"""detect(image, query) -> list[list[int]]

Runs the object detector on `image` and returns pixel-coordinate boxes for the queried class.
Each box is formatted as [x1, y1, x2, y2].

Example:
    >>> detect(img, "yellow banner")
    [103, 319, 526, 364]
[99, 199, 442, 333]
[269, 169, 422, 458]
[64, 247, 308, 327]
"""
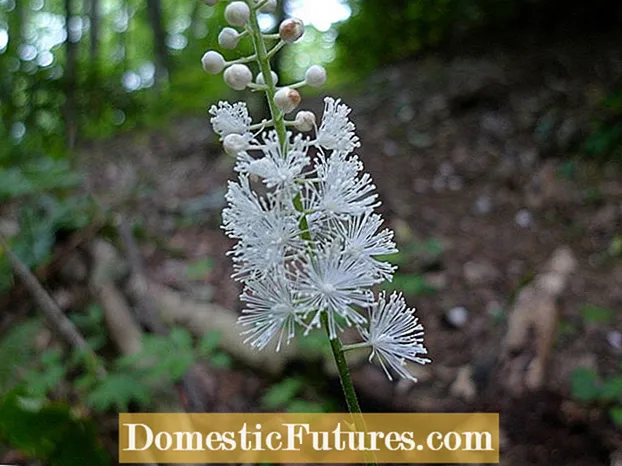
[119, 412, 499, 464]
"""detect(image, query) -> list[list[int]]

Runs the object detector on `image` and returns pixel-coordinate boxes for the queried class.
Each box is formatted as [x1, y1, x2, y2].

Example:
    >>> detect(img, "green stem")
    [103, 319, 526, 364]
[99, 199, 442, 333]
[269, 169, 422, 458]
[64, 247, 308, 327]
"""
[321, 313, 363, 414]
[244, 8, 376, 466]
[342, 341, 372, 352]
[245, 0, 287, 153]
[321, 313, 377, 466]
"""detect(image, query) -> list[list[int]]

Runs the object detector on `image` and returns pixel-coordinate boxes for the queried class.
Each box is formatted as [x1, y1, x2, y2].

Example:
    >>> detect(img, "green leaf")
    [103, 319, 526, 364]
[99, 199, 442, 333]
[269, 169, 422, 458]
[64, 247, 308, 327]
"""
[571, 368, 601, 402]
[0, 389, 111, 466]
[600, 376, 622, 402]
[22, 349, 67, 398]
[261, 378, 303, 409]
[185, 258, 214, 280]
[609, 407, 622, 427]
[86, 373, 151, 411]
[286, 400, 326, 413]
[297, 331, 331, 357]
[199, 331, 222, 356]
[581, 304, 613, 325]
[210, 352, 233, 369]
[0, 168, 34, 200]
[382, 274, 434, 296]
[0, 318, 43, 392]
[117, 328, 195, 384]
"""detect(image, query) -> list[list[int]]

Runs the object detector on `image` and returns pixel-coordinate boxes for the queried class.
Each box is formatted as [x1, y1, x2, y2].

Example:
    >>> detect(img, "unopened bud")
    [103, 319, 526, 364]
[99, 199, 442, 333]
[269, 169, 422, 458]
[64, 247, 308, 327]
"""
[279, 18, 304, 43]
[294, 111, 316, 132]
[224, 64, 252, 90]
[274, 87, 301, 114]
[259, 0, 277, 13]
[201, 50, 225, 74]
[256, 70, 279, 86]
[218, 27, 241, 50]
[223, 133, 248, 155]
[225, 1, 250, 27]
[305, 65, 327, 88]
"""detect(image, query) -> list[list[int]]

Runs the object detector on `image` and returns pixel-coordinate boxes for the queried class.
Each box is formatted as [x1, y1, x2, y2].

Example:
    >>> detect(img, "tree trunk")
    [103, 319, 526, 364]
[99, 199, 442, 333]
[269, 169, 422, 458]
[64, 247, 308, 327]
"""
[88, 0, 100, 71]
[146, 0, 169, 83]
[64, 0, 78, 149]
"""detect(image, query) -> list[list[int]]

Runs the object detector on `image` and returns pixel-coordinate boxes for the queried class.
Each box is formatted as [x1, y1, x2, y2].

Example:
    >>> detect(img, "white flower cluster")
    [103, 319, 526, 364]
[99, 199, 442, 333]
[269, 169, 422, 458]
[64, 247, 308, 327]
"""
[202, 0, 429, 381]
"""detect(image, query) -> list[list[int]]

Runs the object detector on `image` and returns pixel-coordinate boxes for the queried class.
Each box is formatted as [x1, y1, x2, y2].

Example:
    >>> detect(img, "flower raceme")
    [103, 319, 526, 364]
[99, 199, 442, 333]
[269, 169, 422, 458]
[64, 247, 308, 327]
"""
[202, 0, 429, 382]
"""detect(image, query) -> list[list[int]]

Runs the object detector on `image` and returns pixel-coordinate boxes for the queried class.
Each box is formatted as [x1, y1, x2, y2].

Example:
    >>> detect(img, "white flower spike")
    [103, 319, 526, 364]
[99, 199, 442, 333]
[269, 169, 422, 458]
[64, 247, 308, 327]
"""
[201, 1, 429, 383]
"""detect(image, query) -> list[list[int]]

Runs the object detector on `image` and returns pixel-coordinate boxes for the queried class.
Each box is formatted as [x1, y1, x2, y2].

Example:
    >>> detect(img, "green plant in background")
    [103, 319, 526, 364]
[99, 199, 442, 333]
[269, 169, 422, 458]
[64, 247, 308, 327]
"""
[0, 389, 111, 466]
[0, 305, 229, 413]
[571, 366, 622, 427]
[260, 376, 337, 413]
[583, 88, 622, 162]
[581, 304, 614, 326]
[338, 0, 520, 73]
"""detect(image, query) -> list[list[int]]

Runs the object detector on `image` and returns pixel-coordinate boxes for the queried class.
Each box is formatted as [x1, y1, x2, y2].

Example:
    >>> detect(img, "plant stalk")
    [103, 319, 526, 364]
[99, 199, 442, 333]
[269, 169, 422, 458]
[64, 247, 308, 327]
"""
[245, 0, 287, 152]
[246, 7, 376, 465]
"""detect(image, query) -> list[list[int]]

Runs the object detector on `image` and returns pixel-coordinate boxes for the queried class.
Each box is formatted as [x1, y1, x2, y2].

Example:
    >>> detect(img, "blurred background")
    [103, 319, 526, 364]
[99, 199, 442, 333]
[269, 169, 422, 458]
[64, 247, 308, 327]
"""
[1, 0, 622, 464]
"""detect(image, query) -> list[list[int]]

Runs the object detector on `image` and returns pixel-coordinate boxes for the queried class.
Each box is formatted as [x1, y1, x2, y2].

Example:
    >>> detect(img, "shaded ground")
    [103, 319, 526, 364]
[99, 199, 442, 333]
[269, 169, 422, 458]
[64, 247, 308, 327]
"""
[79, 31, 622, 465]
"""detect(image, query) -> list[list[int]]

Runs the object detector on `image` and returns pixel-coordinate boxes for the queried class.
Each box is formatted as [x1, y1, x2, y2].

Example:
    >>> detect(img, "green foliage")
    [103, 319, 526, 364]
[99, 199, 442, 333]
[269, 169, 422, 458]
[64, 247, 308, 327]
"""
[0, 390, 111, 466]
[0, 158, 80, 201]
[571, 366, 622, 426]
[608, 235, 622, 258]
[382, 273, 434, 297]
[296, 330, 332, 358]
[338, 0, 520, 73]
[571, 368, 602, 402]
[583, 89, 622, 162]
[85, 373, 152, 412]
[0, 194, 96, 292]
[260, 378, 305, 410]
[581, 304, 614, 325]
[610, 407, 622, 427]
[185, 258, 214, 280]
[0, 318, 43, 393]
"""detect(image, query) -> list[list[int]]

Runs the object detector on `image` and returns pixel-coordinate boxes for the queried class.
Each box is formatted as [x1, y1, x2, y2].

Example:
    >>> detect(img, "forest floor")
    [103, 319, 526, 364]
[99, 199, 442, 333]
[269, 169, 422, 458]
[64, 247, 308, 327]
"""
[78, 30, 622, 465]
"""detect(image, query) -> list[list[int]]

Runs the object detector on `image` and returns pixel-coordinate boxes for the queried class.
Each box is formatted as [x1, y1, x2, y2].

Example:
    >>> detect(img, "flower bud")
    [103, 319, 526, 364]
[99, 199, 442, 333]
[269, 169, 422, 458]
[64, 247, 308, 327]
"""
[224, 1, 250, 27]
[204, 0, 218, 5]
[274, 87, 301, 114]
[279, 18, 304, 43]
[218, 27, 241, 50]
[294, 110, 316, 132]
[259, 0, 277, 13]
[223, 133, 248, 155]
[256, 70, 279, 86]
[201, 50, 225, 74]
[224, 64, 252, 90]
[305, 65, 327, 88]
